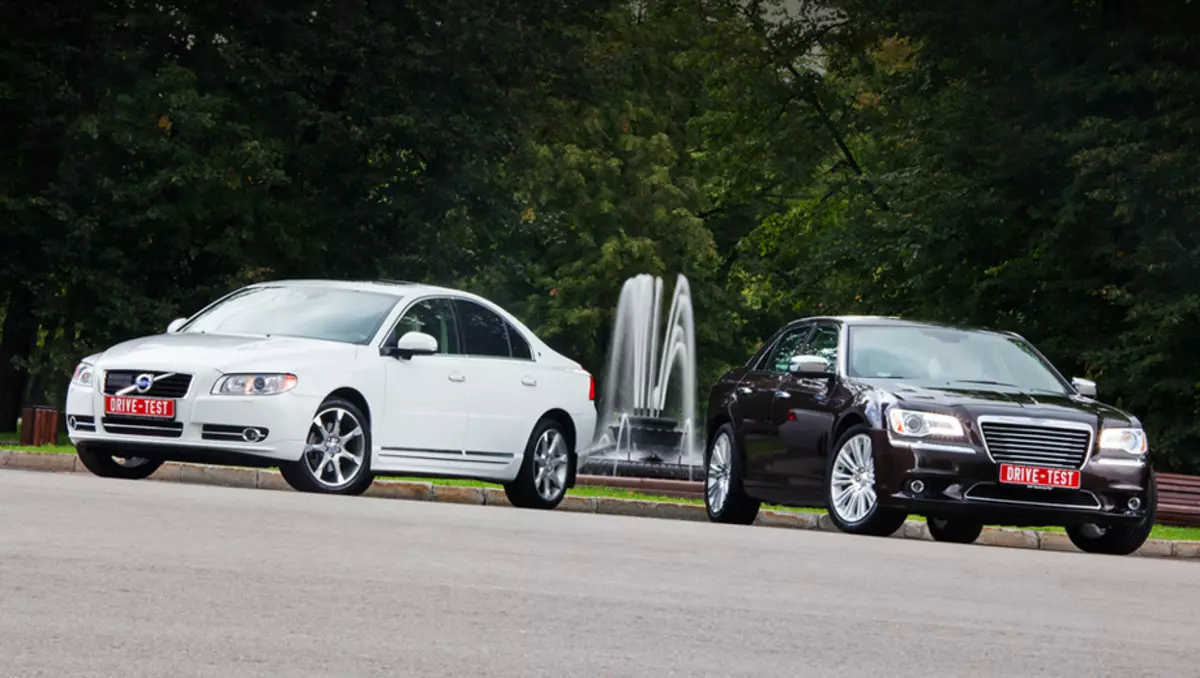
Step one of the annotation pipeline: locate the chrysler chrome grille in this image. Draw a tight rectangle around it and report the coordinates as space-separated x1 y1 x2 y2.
103 370 193 399
978 417 1093 470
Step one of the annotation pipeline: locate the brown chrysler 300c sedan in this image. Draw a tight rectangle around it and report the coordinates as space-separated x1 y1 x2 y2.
703 316 1155 555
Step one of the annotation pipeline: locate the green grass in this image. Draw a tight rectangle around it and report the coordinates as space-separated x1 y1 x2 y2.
0 429 75 455
5 436 1199 542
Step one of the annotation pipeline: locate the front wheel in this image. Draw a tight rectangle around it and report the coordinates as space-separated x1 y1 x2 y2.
76 444 163 480
504 417 573 510
279 397 374 495
704 424 760 525
824 426 907 537
1065 474 1157 556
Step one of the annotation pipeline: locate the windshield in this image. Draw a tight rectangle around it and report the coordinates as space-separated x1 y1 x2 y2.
181 285 401 345
846 325 1070 394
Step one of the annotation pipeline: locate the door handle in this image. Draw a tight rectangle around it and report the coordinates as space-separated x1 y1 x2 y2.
737 386 753 395
775 391 791 399
521 375 537 387
448 373 466 383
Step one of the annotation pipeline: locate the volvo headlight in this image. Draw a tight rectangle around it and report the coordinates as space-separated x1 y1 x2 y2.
212 373 298 396
887 407 965 439
71 362 95 387
1099 427 1148 456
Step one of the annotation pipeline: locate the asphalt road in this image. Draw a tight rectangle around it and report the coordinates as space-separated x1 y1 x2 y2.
2 470 1197 678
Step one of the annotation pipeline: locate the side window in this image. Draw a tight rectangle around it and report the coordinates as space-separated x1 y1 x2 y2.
799 324 839 367
507 322 533 360
390 298 461 354
455 299 511 358
757 325 812 373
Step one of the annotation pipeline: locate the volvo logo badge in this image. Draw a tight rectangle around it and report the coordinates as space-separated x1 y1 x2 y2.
134 373 154 393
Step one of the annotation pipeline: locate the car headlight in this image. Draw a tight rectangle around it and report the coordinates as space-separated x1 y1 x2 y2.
212 373 298 396
71 362 95 387
887 407 965 439
1099 427 1148 456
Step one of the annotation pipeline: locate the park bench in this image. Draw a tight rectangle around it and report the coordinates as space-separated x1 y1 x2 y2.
1155 472 1200 527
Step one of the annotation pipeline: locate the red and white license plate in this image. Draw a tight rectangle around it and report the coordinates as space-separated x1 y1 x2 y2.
999 463 1080 489
104 395 175 419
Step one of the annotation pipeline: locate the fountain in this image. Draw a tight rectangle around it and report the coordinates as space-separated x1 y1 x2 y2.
582 273 702 480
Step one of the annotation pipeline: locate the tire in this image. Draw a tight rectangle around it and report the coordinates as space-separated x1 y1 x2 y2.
279 397 374 496
75 443 164 480
704 424 761 525
504 416 573 510
1065 473 1157 556
927 517 984 544
824 425 907 536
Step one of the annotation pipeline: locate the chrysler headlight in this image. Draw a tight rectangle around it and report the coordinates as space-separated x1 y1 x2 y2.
1099 427 1148 456
887 407 965 439
71 362 95 387
212 373 298 396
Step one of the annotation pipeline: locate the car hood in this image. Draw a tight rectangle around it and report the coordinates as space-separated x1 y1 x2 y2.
860 379 1138 428
93 332 360 373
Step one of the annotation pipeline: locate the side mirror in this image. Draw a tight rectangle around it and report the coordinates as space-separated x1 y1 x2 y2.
166 318 188 334
789 354 833 377
1072 377 1097 398
382 331 438 360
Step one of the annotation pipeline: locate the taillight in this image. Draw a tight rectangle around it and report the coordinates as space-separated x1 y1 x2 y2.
588 373 595 401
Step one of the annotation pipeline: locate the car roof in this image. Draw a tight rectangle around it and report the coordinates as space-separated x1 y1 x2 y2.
246 278 474 301
790 314 1019 337
243 278 543 336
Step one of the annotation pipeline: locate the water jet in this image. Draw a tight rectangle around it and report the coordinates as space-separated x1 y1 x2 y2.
583 273 701 480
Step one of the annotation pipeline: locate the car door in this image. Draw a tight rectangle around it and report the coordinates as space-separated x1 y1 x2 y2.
377 297 472 462
738 323 813 486
775 322 841 500
454 298 541 461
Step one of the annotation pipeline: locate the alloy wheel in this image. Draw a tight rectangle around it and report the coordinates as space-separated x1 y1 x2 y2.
830 433 877 524
303 407 366 489
532 428 569 502
707 432 732 515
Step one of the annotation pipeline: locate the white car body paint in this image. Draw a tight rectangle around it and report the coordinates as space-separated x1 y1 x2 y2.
65 280 597 484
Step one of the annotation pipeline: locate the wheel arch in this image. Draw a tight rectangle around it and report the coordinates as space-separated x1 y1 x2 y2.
831 411 868 450
326 387 372 427
539 408 578 487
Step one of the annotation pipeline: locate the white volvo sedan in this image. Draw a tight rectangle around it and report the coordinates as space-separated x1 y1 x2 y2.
65 279 597 509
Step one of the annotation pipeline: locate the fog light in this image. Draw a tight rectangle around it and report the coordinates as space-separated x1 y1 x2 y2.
910 479 926 495
242 428 263 443
1127 497 1142 511
67 415 77 430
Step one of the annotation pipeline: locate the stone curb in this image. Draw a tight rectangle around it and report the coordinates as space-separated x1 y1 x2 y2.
4 449 1199 560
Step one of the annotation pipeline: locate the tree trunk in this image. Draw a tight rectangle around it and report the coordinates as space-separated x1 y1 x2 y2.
0 286 36 432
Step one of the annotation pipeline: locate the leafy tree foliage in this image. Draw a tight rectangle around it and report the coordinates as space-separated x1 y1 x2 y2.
1 0 1197 471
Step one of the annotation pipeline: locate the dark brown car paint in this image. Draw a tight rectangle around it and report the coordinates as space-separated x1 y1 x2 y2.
705 317 1152 528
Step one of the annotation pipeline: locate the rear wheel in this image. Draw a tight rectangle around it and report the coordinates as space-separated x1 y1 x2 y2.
824 426 907 537
76 444 163 480
1066 474 1156 556
927 517 984 544
279 397 373 495
504 416 573 510
704 424 760 525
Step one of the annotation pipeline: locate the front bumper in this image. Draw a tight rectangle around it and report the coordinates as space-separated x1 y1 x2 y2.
65 380 320 463
871 430 1153 528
